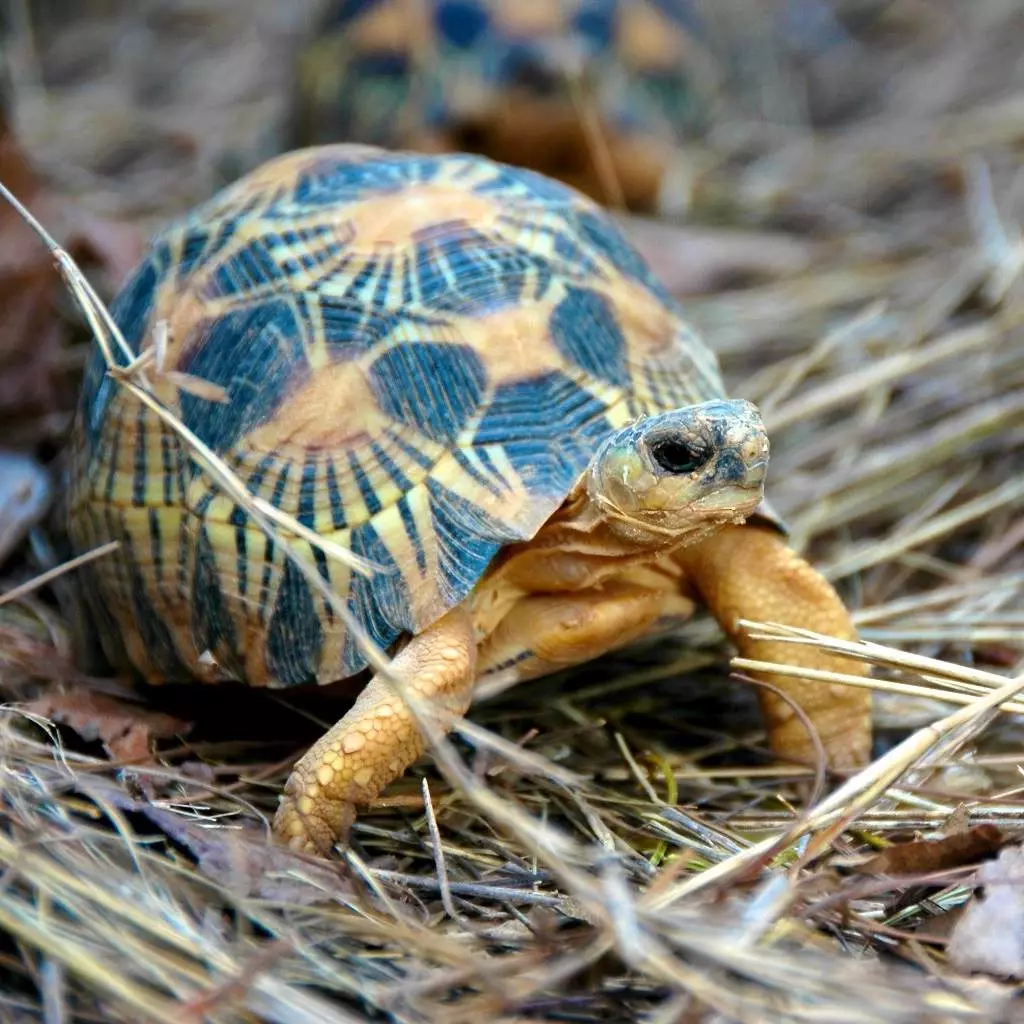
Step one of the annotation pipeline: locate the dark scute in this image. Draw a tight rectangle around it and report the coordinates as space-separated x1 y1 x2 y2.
178 300 310 453
472 162 581 204
110 252 165 355
370 439 414 494
80 249 169 448
413 226 548 312
549 285 629 387
474 371 610 444
348 450 383 516
177 227 215 282
435 0 489 49
397 494 427 574
341 523 412 674
206 237 284 299
191 525 242 678
319 294 388 357
369 339 487 443
574 1 617 52
269 458 291 510
291 152 442 208
574 209 675 305
325 458 346 529
452 448 505 500
266 558 325 686
80 349 114 451
474 372 612 500
427 477 523 608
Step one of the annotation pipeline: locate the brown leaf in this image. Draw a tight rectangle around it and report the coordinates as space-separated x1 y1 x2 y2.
0 109 141 441
26 687 191 763
861 825 1005 877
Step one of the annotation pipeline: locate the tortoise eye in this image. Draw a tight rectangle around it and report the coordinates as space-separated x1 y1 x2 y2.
648 437 708 475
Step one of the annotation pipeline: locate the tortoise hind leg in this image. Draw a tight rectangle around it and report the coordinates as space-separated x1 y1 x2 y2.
672 523 872 769
273 607 477 855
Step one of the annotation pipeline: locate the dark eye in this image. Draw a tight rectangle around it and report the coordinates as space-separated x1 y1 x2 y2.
649 438 708 475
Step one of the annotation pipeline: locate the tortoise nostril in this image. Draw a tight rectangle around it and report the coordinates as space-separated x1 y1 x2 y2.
649 437 707 475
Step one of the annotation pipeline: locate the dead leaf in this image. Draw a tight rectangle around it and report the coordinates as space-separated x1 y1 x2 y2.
861 825 1005 876
135 806 356 904
63 776 355 903
26 687 190 763
0 108 141 443
948 845 1024 979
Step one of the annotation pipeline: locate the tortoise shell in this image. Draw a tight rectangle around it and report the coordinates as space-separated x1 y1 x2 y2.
66 145 732 690
293 0 714 210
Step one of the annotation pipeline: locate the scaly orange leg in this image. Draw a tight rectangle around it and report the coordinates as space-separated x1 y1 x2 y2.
273 607 477 854
476 581 668 683
673 524 872 769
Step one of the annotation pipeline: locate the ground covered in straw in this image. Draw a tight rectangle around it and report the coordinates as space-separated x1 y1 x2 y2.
1 2 1024 1021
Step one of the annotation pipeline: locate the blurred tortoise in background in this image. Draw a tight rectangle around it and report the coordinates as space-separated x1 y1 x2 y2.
293 0 717 213
66 144 871 855
291 0 878 215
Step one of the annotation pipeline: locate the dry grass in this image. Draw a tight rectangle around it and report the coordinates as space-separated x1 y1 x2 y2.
2 2 1024 1021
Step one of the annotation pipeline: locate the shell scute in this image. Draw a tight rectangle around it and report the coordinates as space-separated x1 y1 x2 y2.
267 558 325 686
571 208 676 305
69 145 727 687
426 475 525 607
368 339 487 443
549 286 629 389
342 520 415 672
178 302 312 453
408 223 555 313
472 371 613 500
192 524 243 678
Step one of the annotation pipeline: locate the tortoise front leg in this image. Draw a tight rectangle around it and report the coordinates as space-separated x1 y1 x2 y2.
476 582 668 683
673 523 872 769
273 607 477 855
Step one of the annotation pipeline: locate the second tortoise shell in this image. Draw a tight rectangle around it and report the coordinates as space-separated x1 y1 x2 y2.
68 145 735 690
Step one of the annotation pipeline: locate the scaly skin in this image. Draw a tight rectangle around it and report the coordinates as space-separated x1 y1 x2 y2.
674 523 872 767
274 607 477 855
273 524 871 854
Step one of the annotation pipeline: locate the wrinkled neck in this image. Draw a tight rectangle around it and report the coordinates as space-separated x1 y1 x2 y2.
542 478 713 559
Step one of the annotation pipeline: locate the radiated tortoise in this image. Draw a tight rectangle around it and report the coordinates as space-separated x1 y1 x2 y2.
66 145 871 855
293 0 714 212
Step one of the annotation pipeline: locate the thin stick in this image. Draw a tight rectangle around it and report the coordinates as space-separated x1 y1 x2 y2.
0 541 119 608
422 778 462 926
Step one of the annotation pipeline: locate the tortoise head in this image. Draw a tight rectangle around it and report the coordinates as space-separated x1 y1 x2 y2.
585 399 769 543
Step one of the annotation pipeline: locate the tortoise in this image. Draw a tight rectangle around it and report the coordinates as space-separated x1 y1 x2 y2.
292 0 716 212
66 144 871 855
291 0 870 215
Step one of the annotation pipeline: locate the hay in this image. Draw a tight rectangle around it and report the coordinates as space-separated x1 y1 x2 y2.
1 1 1024 1020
